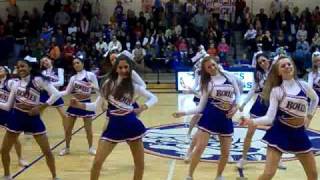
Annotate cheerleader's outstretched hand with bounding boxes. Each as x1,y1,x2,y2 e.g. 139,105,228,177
172,112,186,118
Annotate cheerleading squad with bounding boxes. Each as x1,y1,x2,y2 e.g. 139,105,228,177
0,48,319,180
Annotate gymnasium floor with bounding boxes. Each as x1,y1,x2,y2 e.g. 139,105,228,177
0,93,319,180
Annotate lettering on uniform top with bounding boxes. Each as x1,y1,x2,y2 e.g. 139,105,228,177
16,88,38,102
0,90,9,102
216,90,233,98
286,101,306,112
74,82,91,93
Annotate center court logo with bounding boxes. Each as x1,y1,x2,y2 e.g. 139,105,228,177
143,123,320,162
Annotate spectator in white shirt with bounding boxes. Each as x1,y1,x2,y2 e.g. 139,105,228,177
244,24,257,40
95,37,108,55
108,35,122,52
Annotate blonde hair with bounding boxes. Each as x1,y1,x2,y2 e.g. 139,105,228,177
261,56,297,103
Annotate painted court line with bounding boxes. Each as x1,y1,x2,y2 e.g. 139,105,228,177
12,111,106,179
166,159,176,180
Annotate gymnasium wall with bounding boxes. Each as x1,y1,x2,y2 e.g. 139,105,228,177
0,0,319,23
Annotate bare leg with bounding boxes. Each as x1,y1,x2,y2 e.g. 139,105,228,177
187,130,210,178
65,116,77,149
258,147,282,180
216,136,232,177
33,134,57,178
91,140,117,180
242,124,257,159
296,152,318,180
56,106,67,131
1,131,20,176
83,118,93,148
127,139,145,180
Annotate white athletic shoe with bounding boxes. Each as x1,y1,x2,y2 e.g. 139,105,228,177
215,176,225,180
88,147,96,155
236,158,247,169
185,176,193,180
59,148,70,156
278,159,286,169
18,159,29,167
53,178,62,180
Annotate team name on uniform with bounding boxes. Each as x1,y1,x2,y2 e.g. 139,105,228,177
286,101,306,112
216,90,233,98
16,88,38,102
74,82,91,93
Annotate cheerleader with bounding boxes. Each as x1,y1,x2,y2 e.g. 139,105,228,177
0,66,28,167
58,57,99,156
0,59,60,180
242,57,318,180
173,56,241,180
40,56,67,130
308,51,320,111
237,53,273,168
112,50,146,88
69,55,158,180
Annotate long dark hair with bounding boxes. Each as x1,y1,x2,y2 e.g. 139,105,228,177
101,55,134,101
17,59,49,91
254,53,270,88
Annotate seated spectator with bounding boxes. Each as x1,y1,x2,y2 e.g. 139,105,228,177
207,42,218,57
49,41,61,63
296,24,308,42
108,35,122,52
54,7,71,27
132,42,146,64
95,37,108,56
312,32,320,51
218,37,230,62
177,38,188,53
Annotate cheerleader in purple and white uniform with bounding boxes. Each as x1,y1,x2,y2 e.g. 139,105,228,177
58,57,99,156
69,54,157,180
173,56,241,180
109,50,147,109
40,56,67,129
242,57,318,179
237,53,273,168
0,66,28,167
0,59,61,180
308,51,320,108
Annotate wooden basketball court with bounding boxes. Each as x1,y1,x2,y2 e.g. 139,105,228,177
0,93,319,180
